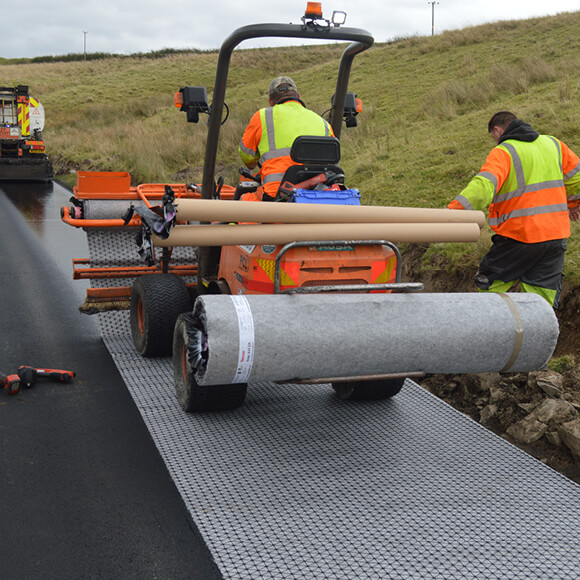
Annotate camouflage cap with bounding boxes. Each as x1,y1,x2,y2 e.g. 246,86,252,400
268,76,298,97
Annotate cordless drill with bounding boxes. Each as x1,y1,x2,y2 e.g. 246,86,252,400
2,366,76,395
17,366,76,388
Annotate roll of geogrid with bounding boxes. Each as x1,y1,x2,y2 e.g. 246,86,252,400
154,221,481,247
174,199,486,227
183,293,558,386
77,199,149,220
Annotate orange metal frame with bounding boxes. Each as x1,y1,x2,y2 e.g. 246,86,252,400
64,171,398,306
64,171,212,305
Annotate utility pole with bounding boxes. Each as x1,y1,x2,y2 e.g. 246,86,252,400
83,31,88,60
428,1,439,36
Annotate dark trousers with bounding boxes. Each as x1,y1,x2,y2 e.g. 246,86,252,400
475,234,567,308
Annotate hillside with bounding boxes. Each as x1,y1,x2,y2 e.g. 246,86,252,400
0,13,579,279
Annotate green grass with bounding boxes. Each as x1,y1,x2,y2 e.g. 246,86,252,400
548,354,577,373
2,11,580,281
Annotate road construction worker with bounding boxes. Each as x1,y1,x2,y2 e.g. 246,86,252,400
238,76,333,201
448,111,580,308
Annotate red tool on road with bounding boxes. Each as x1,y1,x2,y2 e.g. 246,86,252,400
17,366,76,388
1,366,75,395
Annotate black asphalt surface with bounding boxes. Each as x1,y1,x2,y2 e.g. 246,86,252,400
0,185,222,579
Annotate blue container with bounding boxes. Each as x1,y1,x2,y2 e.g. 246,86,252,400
292,188,361,206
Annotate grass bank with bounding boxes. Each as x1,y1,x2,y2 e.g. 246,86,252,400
2,11,580,281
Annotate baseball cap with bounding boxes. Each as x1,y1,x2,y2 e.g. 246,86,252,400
268,76,298,97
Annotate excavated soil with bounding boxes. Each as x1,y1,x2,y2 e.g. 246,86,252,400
401,244,580,485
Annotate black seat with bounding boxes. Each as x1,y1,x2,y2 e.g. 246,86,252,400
269,135,345,201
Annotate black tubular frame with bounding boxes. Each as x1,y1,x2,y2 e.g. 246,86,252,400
197,20,374,283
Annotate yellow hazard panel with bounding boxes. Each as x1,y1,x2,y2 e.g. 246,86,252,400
257,259,275,281
257,259,296,287
372,258,397,284
17,103,30,137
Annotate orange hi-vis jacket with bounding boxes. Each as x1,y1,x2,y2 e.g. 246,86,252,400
448,134,580,243
238,99,333,197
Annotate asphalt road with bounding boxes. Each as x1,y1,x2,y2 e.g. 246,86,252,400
0,183,222,579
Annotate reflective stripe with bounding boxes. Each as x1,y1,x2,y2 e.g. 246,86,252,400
262,172,286,184
489,203,569,226
565,160,580,181
239,139,257,158
478,171,498,193
265,107,276,151
494,179,565,204
454,194,474,210
261,147,292,162
568,193,580,201
502,143,526,194
548,136,563,173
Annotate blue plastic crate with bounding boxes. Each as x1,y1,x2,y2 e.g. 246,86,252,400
292,188,361,205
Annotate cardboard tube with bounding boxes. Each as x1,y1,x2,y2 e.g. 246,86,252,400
174,199,486,228
153,222,481,247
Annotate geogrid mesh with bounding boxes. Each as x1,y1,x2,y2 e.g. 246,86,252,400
86,228,580,578
100,309,580,580
85,229,197,288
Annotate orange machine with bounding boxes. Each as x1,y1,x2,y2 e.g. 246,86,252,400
60,4,481,412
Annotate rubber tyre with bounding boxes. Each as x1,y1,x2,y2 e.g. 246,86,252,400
173,313,247,412
332,378,405,401
130,274,191,357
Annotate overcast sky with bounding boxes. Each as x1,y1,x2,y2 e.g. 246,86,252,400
3,0,579,59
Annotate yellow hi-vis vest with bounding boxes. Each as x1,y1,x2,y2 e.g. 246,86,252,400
239,100,332,196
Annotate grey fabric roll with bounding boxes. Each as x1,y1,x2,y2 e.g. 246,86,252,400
190,292,559,386
81,199,149,220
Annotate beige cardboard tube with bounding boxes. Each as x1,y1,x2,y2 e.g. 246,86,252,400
153,222,481,247
174,199,486,228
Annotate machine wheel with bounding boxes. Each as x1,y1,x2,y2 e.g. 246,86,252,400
173,313,247,412
332,378,405,401
207,279,231,295
130,274,191,357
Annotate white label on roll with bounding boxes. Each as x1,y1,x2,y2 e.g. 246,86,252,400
230,295,255,383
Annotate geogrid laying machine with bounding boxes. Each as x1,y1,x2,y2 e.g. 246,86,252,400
61,3,559,413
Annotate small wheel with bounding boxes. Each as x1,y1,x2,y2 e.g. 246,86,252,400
173,313,247,412
130,274,191,357
332,378,405,401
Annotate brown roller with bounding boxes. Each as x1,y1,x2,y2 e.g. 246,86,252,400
153,221,481,247
174,199,486,228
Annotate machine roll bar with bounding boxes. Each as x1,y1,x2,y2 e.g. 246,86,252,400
198,21,374,284
202,23,373,201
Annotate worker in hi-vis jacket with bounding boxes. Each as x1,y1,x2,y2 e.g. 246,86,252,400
238,76,333,201
448,111,580,308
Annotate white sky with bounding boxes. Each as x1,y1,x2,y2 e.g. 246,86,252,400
3,0,579,59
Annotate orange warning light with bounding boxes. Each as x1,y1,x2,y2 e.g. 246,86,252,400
174,91,184,108
305,2,323,19
356,98,363,113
